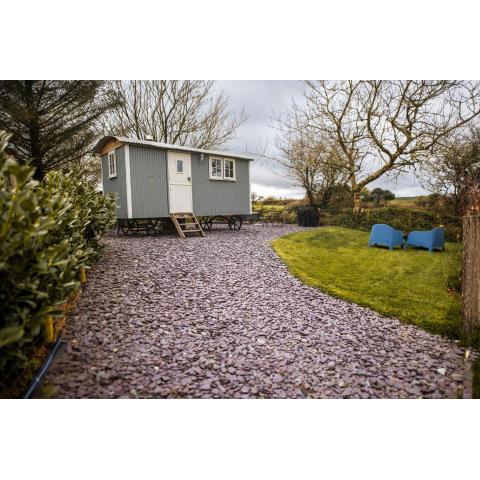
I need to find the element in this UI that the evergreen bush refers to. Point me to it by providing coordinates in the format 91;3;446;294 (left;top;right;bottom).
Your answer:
0;131;116;394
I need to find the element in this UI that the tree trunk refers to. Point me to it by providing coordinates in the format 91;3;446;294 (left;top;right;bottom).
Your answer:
353;190;362;214
306;188;315;206
319;188;332;209
462;215;480;340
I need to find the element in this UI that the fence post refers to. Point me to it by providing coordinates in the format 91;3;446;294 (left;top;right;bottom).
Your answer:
45;316;54;343
80;266;87;285
462;215;480;340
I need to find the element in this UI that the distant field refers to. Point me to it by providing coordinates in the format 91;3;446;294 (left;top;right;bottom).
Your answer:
253;197;423;211
388;197;421;208
252;204;290;212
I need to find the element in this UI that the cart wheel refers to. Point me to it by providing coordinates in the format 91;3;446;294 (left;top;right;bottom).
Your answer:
131;220;140;234
121;221;132;235
122;220;139;235
145;220;154;236
146;219;164;236
200;216;213;231
228;216;243;231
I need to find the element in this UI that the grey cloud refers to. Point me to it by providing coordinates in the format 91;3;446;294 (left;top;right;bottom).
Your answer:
217;80;429;198
369;169;427;197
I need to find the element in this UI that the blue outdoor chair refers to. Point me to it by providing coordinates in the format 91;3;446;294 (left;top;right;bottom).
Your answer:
404;227;445;252
368;224;404;250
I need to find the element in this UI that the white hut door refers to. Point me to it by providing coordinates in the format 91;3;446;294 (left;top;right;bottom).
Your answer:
167;151;193;213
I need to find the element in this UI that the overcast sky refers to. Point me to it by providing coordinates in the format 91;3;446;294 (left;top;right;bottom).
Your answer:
217;80;428;199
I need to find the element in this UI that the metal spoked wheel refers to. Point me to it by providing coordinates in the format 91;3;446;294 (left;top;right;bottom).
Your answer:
146;219;164;236
121;220;139;235
228;215;243;231
130;220;140;235
200;216;213;231
121;221;132;235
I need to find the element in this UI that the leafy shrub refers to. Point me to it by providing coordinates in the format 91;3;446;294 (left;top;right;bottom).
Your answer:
317;185;352;210
322;206;461;241
40;168;117;255
0;131;116;394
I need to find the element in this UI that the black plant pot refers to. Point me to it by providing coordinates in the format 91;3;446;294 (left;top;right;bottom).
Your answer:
297;206;320;227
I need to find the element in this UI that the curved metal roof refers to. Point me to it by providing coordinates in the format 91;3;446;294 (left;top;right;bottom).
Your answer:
93;135;255;161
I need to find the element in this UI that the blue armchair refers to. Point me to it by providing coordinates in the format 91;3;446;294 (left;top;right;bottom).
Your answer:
405;227;445;252
368;224;404;250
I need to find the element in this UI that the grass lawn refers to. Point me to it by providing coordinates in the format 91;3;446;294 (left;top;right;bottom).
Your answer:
272;226;462;338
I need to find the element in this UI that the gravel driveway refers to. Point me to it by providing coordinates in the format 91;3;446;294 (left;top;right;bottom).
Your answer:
45;225;469;398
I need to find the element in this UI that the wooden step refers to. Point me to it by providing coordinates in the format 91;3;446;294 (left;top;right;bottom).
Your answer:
170;213;205;238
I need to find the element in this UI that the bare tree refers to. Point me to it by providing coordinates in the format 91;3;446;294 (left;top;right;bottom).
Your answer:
272;107;349;205
421;128;480;216
104;81;246;149
302;80;480;212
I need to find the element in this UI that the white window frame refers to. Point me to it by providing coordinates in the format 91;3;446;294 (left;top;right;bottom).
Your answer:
209;157;224;180
108;150;117;179
209;156;236;181
223;158;236;181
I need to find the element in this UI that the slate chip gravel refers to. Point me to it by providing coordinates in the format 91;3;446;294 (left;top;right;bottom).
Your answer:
45;225;469;398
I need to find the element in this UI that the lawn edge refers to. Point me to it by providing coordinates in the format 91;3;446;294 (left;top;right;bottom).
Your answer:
271;235;460;340
272;227;480;397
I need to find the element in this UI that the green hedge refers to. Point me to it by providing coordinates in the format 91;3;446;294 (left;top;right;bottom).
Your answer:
0;132;116;395
321;207;461;242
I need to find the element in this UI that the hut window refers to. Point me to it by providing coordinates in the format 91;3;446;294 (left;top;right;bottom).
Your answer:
210;157;223;179
210;157;236;181
224;159;235;180
108;151;117;178
176;159;183;173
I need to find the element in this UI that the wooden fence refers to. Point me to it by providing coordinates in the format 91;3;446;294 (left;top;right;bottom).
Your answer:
463;215;480;339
